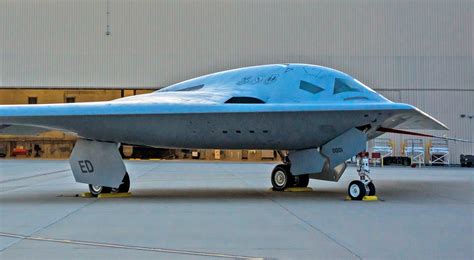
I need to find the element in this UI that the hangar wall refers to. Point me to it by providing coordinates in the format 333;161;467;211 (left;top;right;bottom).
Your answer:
0;0;473;163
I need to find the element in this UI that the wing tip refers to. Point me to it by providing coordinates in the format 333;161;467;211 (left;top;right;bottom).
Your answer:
409;104;449;131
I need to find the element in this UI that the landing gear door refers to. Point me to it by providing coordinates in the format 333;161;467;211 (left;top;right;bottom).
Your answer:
69;139;126;188
321;128;367;168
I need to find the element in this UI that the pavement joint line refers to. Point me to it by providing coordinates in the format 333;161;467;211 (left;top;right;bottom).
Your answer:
0;232;265;260
265;197;362;260
0;197;99;252
0;174;72;194
233;173;362;260
133;164;164;181
1;164;263;258
394;186;468;204
265;197;363;259
0;169;70;184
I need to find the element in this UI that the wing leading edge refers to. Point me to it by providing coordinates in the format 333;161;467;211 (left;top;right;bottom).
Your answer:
1;101;447;133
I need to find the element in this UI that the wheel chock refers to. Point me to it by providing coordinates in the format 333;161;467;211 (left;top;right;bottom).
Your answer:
81;192;93;198
268;187;313;192
98;192;132;198
80;192;132;198
284;187;313;192
345;195;379;201
363;195;378;201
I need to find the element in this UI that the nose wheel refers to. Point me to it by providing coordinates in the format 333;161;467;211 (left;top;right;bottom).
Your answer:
347;180;376;200
88;172;130;197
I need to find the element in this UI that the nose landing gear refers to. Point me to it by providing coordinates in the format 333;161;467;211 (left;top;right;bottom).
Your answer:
347;153;377;200
347;180;376;200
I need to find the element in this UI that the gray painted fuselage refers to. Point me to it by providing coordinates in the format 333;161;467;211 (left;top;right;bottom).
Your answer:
0;64;447;150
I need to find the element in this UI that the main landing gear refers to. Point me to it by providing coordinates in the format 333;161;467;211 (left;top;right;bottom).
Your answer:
271;164;309;191
88;172;130;197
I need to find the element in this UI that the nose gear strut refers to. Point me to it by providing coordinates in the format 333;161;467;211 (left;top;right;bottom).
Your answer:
347;152;377;200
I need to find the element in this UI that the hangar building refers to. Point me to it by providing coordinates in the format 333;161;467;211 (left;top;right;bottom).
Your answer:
0;0;472;164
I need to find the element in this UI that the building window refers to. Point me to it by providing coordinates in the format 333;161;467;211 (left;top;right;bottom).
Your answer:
65;97;76;103
28;97;38;104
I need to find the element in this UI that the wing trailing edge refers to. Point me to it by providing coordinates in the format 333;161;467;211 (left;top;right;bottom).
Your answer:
377;127;472;143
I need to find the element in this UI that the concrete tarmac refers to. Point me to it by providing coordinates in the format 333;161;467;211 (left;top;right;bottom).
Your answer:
0;160;472;259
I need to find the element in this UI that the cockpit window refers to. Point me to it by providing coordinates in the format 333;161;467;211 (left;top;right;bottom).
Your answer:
299;80;324;94
158;84;204;92
344;96;368;101
333;78;362;94
179;84;204;91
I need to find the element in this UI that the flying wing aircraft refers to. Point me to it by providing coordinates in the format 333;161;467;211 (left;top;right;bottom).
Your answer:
0;64;462;199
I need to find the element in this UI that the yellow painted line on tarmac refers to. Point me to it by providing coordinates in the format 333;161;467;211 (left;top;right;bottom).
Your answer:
0;232;264;259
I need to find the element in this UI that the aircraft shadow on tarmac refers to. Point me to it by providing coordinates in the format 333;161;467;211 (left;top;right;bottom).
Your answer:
1;179;469;203
0;188;342;204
